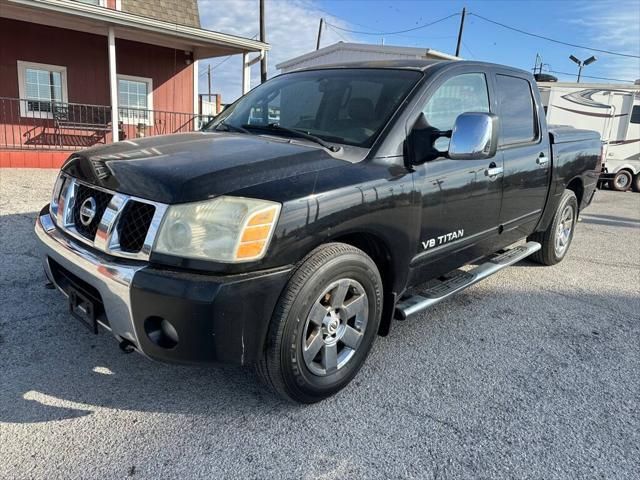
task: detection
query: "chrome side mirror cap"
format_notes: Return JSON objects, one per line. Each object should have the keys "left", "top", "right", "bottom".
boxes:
{"left": 448, "top": 112, "right": 498, "bottom": 160}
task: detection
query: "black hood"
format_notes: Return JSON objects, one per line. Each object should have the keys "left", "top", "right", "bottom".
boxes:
{"left": 62, "top": 132, "right": 349, "bottom": 204}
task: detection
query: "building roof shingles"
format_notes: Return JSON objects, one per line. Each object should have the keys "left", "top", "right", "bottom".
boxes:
{"left": 121, "top": 0, "right": 200, "bottom": 28}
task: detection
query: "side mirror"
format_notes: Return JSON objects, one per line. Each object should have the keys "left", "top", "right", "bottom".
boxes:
{"left": 448, "top": 112, "right": 498, "bottom": 160}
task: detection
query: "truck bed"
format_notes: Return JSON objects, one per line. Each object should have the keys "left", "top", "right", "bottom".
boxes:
{"left": 546, "top": 125, "right": 601, "bottom": 212}
{"left": 548, "top": 125, "right": 601, "bottom": 144}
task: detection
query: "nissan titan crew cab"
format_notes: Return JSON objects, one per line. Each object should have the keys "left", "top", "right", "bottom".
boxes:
{"left": 35, "top": 61, "right": 602, "bottom": 403}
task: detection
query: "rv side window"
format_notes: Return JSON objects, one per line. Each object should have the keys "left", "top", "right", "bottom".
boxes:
{"left": 631, "top": 105, "right": 640, "bottom": 124}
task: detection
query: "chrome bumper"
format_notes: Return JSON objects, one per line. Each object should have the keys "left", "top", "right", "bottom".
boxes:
{"left": 35, "top": 212, "right": 145, "bottom": 348}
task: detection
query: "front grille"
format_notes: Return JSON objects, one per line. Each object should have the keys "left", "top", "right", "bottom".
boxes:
{"left": 52, "top": 174, "right": 166, "bottom": 260}
{"left": 72, "top": 184, "right": 113, "bottom": 240}
{"left": 117, "top": 201, "right": 156, "bottom": 252}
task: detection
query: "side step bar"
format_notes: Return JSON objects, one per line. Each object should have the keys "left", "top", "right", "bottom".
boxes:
{"left": 395, "top": 241, "right": 541, "bottom": 320}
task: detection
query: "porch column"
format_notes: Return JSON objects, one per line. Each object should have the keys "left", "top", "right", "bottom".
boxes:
{"left": 242, "top": 52, "right": 251, "bottom": 95}
{"left": 108, "top": 27, "right": 119, "bottom": 142}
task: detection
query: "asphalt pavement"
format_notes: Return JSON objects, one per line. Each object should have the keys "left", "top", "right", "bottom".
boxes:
{"left": 1, "top": 168, "right": 638, "bottom": 479}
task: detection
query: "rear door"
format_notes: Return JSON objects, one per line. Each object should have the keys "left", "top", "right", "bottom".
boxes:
{"left": 493, "top": 72, "right": 550, "bottom": 239}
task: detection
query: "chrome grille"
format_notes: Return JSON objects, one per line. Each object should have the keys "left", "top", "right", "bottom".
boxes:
{"left": 50, "top": 174, "right": 167, "bottom": 261}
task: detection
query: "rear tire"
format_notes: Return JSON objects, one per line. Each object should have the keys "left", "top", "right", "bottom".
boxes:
{"left": 528, "top": 189, "right": 578, "bottom": 266}
{"left": 256, "top": 243, "right": 382, "bottom": 403}
{"left": 632, "top": 174, "right": 640, "bottom": 193}
{"left": 611, "top": 170, "right": 632, "bottom": 192}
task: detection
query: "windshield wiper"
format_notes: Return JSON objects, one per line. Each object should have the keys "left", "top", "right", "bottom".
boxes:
{"left": 242, "top": 123, "right": 341, "bottom": 152}
{"left": 214, "top": 120, "right": 250, "bottom": 134}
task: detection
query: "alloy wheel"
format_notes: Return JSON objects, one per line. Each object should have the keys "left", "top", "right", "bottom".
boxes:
{"left": 554, "top": 204, "right": 575, "bottom": 257}
{"left": 302, "top": 278, "right": 368, "bottom": 376}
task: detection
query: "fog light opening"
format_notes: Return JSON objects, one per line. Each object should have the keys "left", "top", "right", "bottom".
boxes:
{"left": 144, "top": 316, "right": 179, "bottom": 349}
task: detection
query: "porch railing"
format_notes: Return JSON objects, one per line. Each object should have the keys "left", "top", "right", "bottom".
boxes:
{"left": 0, "top": 97, "right": 215, "bottom": 151}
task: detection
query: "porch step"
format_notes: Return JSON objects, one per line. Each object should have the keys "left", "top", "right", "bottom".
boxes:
{"left": 394, "top": 241, "right": 541, "bottom": 320}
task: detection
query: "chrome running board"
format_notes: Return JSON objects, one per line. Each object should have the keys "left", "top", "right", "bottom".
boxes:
{"left": 394, "top": 241, "right": 541, "bottom": 320}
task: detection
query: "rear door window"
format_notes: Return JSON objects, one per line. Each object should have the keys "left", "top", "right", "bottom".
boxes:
{"left": 495, "top": 74, "right": 538, "bottom": 145}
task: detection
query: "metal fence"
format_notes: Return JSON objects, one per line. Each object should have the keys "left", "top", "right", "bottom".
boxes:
{"left": 0, "top": 97, "right": 215, "bottom": 150}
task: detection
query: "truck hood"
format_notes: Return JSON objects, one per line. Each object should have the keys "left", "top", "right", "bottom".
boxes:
{"left": 62, "top": 132, "right": 349, "bottom": 204}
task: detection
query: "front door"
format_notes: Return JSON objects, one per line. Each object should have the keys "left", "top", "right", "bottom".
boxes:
{"left": 493, "top": 72, "right": 551, "bottom": 241}
{"left": 411, "top": 71, "right": 503, "bottom": 281}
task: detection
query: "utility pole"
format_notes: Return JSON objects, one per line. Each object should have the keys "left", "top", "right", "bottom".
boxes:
{"left": 316, "top": 18, "right": 324, "bottom": 50}
{"left": 260, "top": 0, "right": 267, "bottom": 83}
{"left": 207, "top": 64, "right": 211, "bottom": 101}
{"left": 455, "top": 7, "right": 466, "bottom": 57}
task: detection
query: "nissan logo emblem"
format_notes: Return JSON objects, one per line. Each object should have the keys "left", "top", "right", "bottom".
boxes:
{"left": 79, "top": 197, "right": 97, "bottom": 226}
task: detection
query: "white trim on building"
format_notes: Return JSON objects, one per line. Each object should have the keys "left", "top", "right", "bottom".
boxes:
{"left": 277, "top": 42, "right": 460, "bottom": 72}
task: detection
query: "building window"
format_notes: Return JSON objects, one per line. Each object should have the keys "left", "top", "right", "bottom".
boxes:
{"left": 117, "top": 75, "right": 153, "bottom": 125}
{"left": 17, "top": 61, "right": 68, "bottom": 118}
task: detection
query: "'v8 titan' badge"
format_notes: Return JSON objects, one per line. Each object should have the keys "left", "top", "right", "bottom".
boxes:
{"left": 422, "top": 229, "right": 464, "bottom": 250}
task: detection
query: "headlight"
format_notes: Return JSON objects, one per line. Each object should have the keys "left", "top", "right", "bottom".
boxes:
{"left": 153, "top": 196, "right": 281, "bottom": 262}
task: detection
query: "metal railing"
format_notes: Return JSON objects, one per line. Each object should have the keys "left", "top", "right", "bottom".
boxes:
{"left": 0, "top": 98, "right": 215, "bottom": 151}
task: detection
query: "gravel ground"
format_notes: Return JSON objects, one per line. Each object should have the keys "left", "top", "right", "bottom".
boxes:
{"left": 1, "top": 168, "right": 639, "bottom": 480}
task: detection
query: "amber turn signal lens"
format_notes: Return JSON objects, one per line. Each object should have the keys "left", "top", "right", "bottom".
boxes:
{"left": 236, "top": 241, "right": 266, "bottom": 259}
{"left": 241, "top": 225, "right": 271, "bottom": 242}
{"left": 233, "top": 205, "right": 280, "bottom": 260}
{"left": 247, "top": 208, "right": 276, "bottom": 226}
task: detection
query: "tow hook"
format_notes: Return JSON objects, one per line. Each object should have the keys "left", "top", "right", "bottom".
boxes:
{"left": 119, "top": 339, "right": 136, "bottom": 354}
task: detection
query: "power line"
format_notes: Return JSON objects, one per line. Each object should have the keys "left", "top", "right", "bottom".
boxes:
{"left": 326, "top": 23, "right": 349, "bottom": 42}
{"left": 462, "top": 41, "right": 476, "bottom": 59}
{"left": 325, "top": 13, "right": 460, "bottom": 36}
{"left": 469, "top": 12, "right": 640, "bottom": 59}
{"left": 544, "top": 69, "right": 637, "bottom": 83}
{"left": 198, "top": 33, "right": 259, "bottom": 77}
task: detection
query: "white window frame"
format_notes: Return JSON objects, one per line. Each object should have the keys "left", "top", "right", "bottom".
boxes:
{"left": 17, "top": 60, "right": 68, "bottom": 119}
{"left": 76, "top": 0, "right": 107, "bottom": 6}
{"left": 117, "top": 74, "right": 153, "bottom": 126}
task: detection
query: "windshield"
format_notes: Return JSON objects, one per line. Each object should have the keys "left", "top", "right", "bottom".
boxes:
{"left": 207, "top": 69, "right": 422, "bottom": 148}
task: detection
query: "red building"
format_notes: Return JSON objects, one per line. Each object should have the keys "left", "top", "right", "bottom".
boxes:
{"left": 0, "top": 0, "right": 268, "bottom": 167}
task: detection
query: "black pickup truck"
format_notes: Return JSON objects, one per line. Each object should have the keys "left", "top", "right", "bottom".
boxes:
{"left": 35, "top": 60, "right": 601, "bottom": 403}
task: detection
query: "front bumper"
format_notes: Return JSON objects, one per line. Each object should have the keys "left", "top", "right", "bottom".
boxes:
{"left": 35, "top": 208, "right": 291, "bottom": 365}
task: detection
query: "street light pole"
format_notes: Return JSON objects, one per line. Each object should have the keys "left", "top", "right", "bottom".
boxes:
{"left": 569, "top": 54, "right": 597, "bottom": 83}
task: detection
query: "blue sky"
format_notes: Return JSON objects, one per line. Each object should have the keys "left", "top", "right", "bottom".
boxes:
{"left": 198, "top": 0, "right": 640, "bottom": 102}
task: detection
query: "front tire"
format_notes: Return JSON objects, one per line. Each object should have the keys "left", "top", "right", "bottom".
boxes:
{"left": 528, "top": 189, "right": 578, "bottom": 266}
{"left": 611, "top": 170, "right": 632, "bottom": 192}
{"left": 257, "top": 243, "right": 382, "bottom": 403}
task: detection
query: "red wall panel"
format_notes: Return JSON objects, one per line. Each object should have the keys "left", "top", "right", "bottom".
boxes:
{"left": 0, "top": 18, "right": 194, "bottom": 112}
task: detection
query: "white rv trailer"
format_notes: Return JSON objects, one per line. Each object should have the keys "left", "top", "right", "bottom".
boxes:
{"left": 538, "top": 81, "right": 640, "bottom": 191}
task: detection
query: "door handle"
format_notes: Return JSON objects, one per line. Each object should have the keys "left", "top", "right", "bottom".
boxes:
{"left": 536, "top": 155, "right": 549, "bottom": 166}
{"left": 485, "top": 166, "right": 503, "bottom": 177}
